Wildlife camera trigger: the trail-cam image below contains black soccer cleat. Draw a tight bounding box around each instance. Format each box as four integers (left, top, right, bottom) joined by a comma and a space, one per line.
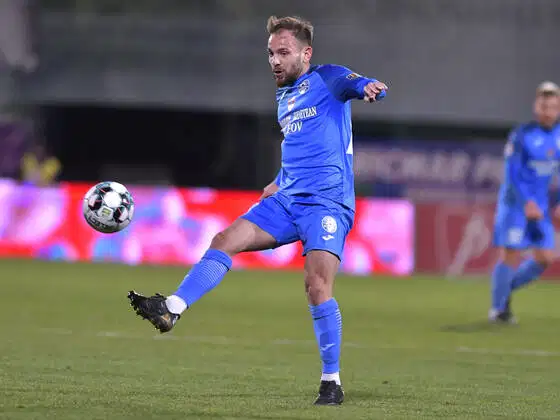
127, 290, 180, 333
313, 380, 344, 406
500, 297, 517, 324
489, 298, 517, 324
496, 310, 516, 323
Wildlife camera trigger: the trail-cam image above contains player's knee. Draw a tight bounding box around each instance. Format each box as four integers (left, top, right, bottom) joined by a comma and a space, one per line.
534, 251, 554, 267
209, 231, 236, 256
305, 273, 332, 305
500, 248, 521, 266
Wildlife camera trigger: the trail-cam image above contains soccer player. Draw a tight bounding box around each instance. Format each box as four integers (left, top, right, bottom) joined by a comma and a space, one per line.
490, 81, 560, 323
128, 15, 388, 405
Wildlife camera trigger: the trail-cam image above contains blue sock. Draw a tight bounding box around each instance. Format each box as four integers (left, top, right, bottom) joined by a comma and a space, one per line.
491, 262, 515, 312
511, 259, 545, 291
174, 249, 232, 307
309, 298, 342, 374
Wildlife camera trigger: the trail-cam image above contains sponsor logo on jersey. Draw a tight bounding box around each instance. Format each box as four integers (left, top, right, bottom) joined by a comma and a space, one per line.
528, 160, 559, 176
279, 107, 318, 130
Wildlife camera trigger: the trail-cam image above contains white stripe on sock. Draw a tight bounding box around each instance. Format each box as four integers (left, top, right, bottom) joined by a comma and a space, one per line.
321, 372, 341, 385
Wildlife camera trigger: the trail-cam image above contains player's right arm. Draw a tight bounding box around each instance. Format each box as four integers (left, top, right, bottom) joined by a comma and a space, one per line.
505, 127, 543, 219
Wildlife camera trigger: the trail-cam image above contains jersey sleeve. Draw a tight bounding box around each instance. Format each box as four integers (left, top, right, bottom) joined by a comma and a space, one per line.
505, 127, 534, 204
315, 64, 384, 102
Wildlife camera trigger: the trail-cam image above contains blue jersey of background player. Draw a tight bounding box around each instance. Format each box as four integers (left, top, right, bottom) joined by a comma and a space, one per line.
490, 81, 560, 323
127, 15, 387, 406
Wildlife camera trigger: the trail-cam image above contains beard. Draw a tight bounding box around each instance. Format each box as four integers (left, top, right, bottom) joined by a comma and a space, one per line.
274, 63, 304, 87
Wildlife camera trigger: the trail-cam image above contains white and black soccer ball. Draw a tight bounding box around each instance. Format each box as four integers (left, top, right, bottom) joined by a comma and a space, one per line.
83, 181, 135, 234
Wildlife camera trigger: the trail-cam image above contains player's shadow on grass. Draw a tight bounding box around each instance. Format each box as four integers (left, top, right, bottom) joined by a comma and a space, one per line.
187, 410, 332, 419
440, 320, 517, 333
348, 389, 390, 401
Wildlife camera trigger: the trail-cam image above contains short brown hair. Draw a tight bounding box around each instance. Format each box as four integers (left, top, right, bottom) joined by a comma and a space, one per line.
537, 81, 559, 97
266, 15, 314, 46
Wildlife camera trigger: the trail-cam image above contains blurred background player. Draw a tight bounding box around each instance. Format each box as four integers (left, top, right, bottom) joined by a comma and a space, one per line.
21, 142, 61, 187
490, 81, 560, 323
128, 15, 387, 406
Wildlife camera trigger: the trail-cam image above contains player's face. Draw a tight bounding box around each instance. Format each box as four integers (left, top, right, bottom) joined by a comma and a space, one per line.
534, 95, 560, 128
268, 30, 312, 87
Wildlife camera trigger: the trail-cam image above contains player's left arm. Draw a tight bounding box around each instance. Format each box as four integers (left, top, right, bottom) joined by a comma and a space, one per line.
553, 173, 560, 220
316, 64, 388, 103
553, 195, 560, 219
259, 170, 281, 200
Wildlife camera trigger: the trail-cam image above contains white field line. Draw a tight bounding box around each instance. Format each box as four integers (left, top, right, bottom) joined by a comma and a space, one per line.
456, 346, 560, 357
38, 328, 560, 358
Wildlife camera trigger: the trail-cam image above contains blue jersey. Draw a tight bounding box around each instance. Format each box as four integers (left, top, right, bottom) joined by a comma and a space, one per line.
498, 121, 560, 214
273, 64, 383, 211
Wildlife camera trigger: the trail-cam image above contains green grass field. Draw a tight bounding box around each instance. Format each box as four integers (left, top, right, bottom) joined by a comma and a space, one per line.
1, 259, 560, 419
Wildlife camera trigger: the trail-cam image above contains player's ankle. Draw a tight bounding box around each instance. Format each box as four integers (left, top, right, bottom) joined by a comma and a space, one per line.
165, 295, 188, 314
321, 372, 341, 385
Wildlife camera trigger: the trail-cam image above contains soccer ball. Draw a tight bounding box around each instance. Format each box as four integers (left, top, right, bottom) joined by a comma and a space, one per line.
83, 181, 135, 234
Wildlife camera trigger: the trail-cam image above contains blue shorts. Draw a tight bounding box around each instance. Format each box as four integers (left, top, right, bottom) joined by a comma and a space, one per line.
241, 192, 354, 259
493, 207, 555, 250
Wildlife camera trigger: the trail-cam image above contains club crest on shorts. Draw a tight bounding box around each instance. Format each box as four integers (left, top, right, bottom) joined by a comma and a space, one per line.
321, 216, 338, 234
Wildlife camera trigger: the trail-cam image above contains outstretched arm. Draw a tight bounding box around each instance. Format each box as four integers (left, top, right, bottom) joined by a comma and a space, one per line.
315, 64, 388, 102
